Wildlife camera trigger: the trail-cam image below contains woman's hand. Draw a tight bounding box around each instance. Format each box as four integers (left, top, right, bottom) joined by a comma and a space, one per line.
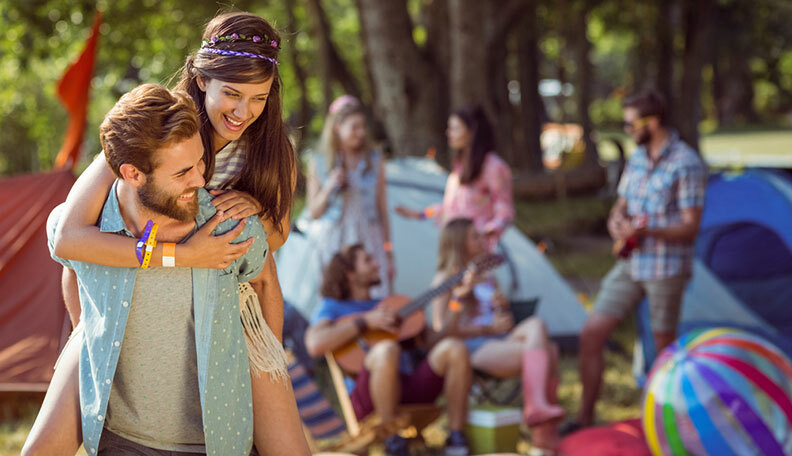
489, 311, 514, 335
395, 205, 422, 219
210, 189, 262, 220
492, 290, 510, 311
451, 267, 478, 298
179, 212, 255, 269
326, 167, 346, 192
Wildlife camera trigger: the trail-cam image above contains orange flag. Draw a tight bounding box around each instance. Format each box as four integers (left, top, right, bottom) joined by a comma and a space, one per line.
54, 12, 102, 170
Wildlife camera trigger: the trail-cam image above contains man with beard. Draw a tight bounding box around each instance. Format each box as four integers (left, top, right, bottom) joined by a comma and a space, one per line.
42, 84, 303, 455
571, 89, 707, 430
304, 244, 472, 456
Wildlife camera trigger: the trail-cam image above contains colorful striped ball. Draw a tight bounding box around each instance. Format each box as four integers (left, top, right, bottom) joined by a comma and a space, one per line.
643, 328, 792, 456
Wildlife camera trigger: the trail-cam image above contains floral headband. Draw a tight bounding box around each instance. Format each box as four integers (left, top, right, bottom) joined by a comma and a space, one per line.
200, 33, 279, 65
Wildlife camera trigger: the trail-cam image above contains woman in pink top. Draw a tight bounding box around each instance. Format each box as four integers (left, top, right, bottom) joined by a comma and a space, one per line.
396, 107, 514, 249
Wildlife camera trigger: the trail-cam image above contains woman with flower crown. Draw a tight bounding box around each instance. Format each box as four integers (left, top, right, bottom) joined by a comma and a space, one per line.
22, 12, 310, 455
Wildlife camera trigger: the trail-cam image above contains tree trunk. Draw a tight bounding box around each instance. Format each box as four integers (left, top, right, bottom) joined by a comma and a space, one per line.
448, 0, 491, 113
425, 0, 451, 74
655, 0, 675, 124
677, 0, 714, 152
306, 0, 362, 110
712, 2, 758, 126
574, 2, 599, 165
356, 0, 446, 157
422, 0, 452, 164
633, 2, 654, 87
284, 0, 311, 142
518, 4, 544, 172
490, 37, 515, 164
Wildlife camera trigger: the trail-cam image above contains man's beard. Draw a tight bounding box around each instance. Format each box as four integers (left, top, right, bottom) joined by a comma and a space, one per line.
635, 128, 652, 146
138, 177, 199, 222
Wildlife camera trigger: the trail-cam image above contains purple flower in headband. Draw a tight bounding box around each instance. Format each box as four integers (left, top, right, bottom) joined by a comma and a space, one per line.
271, 40, 278, 48
231, 33, 239, 40
253, 35, 262, 43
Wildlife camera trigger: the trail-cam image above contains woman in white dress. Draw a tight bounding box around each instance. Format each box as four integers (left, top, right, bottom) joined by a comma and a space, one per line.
303, 96, 394, 312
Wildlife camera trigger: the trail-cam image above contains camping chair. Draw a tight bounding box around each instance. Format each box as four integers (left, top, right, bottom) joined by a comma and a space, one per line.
469, 298, 541, 407
288, 353, 380, 454
322, 352, 443, 453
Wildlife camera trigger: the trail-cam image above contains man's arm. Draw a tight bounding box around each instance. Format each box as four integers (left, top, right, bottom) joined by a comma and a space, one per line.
304, 319, 365, 357
607, 196, 631, 241
61, 268, 81, 328
304, 306, 398, 357
641, 207, 703, 242
247, 254, 284, 342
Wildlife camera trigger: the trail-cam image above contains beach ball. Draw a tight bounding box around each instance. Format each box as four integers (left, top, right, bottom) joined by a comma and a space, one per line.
642, 328, 792, 456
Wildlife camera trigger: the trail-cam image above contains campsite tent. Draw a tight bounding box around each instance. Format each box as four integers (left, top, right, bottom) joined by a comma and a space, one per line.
0, 170, 73, 391
276, 157, 587, 342
636, 169, 792, 380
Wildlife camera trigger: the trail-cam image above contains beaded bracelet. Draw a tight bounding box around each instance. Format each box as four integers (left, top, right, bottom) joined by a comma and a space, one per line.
140, 223, 159, 269
448, 299, 462, 312
135, 220, 154, 265
383, 241, 393, 254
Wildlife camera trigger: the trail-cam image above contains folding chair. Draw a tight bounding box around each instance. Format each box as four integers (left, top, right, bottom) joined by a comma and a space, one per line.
288, 355, 374, 454
323, 353, 443, 453
469, 298, 541, 407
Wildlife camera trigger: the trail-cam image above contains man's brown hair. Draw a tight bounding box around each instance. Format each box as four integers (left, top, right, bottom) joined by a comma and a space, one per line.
622, 89, 668, 125
320, 244, 365, 301
100, 83, 199, 178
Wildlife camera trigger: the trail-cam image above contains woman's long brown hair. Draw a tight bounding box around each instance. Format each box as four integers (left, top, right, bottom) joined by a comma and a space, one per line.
436, 218, 474, 277
318, 102, 373, 175
451, 106, 495, 185
174, 12, 294, 231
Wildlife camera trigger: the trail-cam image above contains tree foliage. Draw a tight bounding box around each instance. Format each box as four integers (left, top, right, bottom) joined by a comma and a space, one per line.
2, 0, 792, 176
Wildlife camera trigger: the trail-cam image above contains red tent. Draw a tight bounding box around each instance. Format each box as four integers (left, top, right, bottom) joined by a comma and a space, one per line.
0, 170, 74, 391
0, 12, 100, 391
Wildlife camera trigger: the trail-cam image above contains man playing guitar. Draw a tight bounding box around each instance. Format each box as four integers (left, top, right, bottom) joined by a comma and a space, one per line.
305, 244, 472, 456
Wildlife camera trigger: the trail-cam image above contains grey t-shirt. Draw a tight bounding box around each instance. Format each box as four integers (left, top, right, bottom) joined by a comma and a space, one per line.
105, 267, 205, 452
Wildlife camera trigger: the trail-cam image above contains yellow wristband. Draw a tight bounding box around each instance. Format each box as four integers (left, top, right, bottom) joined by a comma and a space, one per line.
140, 223, 158, 269
449, 299, 462, 312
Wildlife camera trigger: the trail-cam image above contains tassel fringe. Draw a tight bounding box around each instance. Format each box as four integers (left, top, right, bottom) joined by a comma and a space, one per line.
238, 282, 289, 383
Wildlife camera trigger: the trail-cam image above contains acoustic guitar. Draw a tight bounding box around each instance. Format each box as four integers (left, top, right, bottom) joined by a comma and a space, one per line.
332, 254, 505, 375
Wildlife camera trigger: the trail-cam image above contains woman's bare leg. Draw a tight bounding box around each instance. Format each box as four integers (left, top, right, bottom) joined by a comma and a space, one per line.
250, 370, 311, 455
470, 317, 548, 377
472, 318, 564, 425
22, 331, 82, 456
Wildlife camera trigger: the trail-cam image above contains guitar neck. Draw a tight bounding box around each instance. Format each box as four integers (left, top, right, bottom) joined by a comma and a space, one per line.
397, 270, 467, 319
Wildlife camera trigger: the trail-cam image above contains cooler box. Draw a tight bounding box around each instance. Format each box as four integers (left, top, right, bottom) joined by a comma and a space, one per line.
465, 405, 522, 454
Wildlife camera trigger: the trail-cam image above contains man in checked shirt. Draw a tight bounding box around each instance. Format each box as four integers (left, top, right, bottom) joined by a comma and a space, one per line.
574, 89, 707, 430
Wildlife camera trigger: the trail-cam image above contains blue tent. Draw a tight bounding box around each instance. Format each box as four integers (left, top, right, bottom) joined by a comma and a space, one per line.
635, 169, 792, 382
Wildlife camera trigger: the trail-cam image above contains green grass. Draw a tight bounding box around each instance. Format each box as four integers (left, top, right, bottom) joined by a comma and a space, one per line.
598, 128, 792, 167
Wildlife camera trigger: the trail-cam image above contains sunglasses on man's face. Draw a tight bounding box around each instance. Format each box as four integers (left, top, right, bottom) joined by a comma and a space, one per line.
623, 117, 653, 131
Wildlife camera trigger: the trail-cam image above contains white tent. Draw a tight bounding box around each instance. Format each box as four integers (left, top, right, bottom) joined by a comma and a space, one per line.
276, 157, 587, 340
